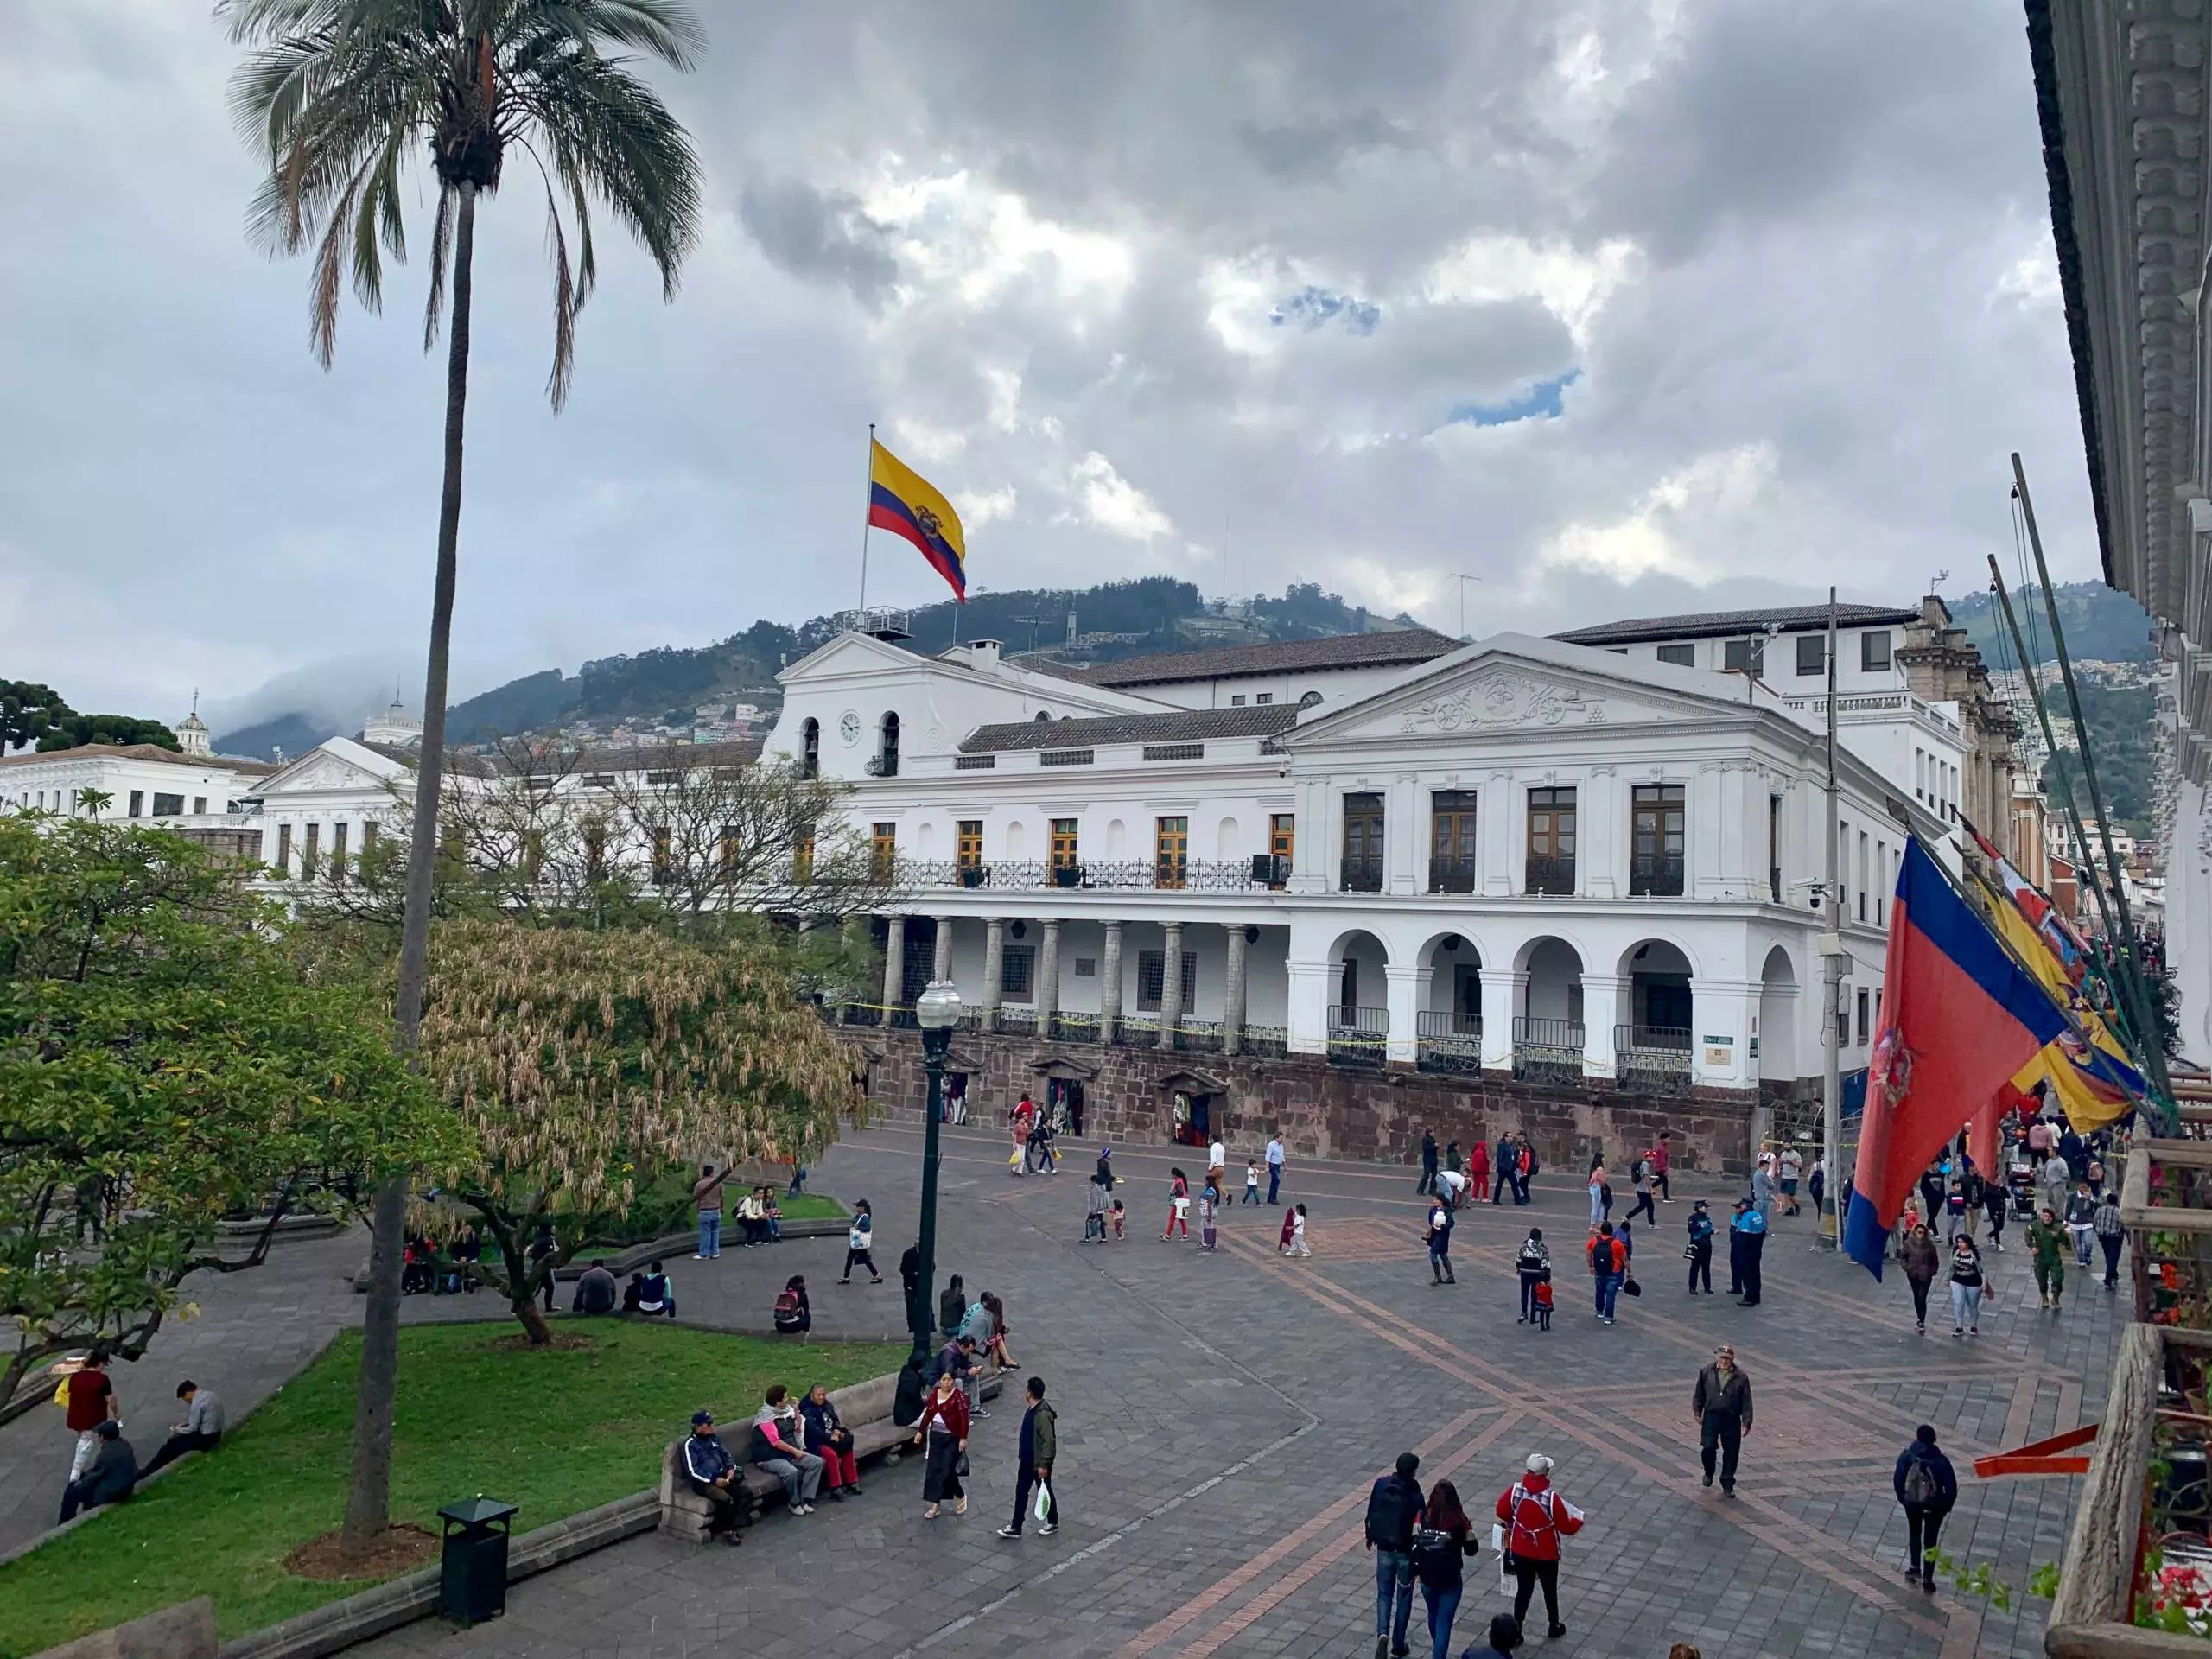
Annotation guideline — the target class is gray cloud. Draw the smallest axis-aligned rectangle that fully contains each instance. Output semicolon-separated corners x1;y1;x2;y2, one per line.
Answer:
0;0;2101;721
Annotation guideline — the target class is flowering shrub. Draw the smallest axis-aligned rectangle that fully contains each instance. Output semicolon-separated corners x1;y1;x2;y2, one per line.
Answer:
2138;1551;2212;1637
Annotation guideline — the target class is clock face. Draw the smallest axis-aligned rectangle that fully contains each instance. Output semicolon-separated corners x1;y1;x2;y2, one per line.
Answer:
839;711;861;746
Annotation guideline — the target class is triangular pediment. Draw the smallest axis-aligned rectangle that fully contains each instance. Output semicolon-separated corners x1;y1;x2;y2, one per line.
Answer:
255;737;403;797
1278;634;1751;751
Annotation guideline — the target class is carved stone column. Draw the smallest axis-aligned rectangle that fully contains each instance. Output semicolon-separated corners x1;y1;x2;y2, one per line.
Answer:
931;917;954;982
982;918;1005;1028
881;915;906;1010
1160;920;1185;1044
1038;918;1062;1037
1223;924;1249;1056
1100;920;1124;1044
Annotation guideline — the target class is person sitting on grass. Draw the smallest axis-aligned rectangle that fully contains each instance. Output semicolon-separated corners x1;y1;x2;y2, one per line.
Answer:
140;1379;225;1479
572;1258;619;1315
774;1275;811;1335
638;1262;675;1318
57;1420;136;1524
681;1410;743;1546
800;1382;861;1500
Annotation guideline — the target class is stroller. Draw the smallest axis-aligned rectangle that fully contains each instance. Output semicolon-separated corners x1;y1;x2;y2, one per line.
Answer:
2006;1146;2040;1222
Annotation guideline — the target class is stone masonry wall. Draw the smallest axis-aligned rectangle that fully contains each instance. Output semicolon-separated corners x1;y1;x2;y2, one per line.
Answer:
843;1030;1759;1178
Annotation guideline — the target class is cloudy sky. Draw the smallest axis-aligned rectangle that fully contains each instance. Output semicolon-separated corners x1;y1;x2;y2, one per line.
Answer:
1;0;2093;731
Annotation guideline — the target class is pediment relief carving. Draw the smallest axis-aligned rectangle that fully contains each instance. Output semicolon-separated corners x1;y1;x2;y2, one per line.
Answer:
1399;671;1607;734
271;755;378;793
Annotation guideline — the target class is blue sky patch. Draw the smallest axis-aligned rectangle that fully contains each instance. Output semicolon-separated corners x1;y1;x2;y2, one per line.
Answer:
1270;285;1381;335
1446;369;1580;428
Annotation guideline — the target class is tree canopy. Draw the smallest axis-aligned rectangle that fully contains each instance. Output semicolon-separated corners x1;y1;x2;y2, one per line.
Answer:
0;680;179;753
0;815;459;1402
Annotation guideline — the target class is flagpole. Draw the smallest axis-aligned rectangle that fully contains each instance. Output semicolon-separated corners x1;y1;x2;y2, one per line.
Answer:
1821;587;1844;1248
858;423;875;620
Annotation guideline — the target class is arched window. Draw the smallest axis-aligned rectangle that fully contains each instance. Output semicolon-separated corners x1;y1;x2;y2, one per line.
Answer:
801;717;820;779
874;712;900;777
1298;690;1324;709
1034;709;1052;721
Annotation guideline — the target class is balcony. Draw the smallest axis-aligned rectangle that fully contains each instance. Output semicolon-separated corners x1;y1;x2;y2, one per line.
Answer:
1511;1016;1585;1084
1523;855;1575;896
1427;855;1478;894
1613;1024;1693;1096
1168;1018;1224;1054
1048;1009;1099;1043
1338;854;1384;893
1415;1009;1484;1075
864;753;899;778
895;857;1275;893
1628;854;1684;898
1242;1024;1288;1059
1327;1005;1389;1068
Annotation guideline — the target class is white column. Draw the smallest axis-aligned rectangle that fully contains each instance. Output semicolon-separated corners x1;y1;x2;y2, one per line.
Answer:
1100;920;1123;1043
1484;772;1518;896
1691;764;1726;899
1384;964;1422;1065
982;918;1005;1025
1717;763;1753;897
932;916;954;982
1038;918;1061;1033
1287;776;1329;893
1160;920;1185;1037
1478;967;1522;1073
1389;774;1420;895
1287;959;1331;1055
1582;768;1618;899
1580;972;1630;1081
881;915;906;1008
1224;924;1249;1055
1689;976;1760;1091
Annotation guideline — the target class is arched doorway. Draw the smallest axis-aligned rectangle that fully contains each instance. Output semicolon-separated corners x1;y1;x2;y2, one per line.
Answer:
1618;938;1695;1094
1758;944;1799;1090
1417;931;1484;1073
1326;929;1390;1068
1513;937;1585;1084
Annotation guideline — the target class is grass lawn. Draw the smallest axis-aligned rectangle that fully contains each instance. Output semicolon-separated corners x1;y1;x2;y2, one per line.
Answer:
0;1321;903;1657
777;1192;847;1221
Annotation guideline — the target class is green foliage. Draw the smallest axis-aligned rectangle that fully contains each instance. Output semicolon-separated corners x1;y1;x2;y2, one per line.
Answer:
1926;1549;2058;1616
0;680;179;753
36;714;181;753
1950;581;2157;667
446;668;579;746
0;817;460;1403
0;1321;906;1655
2041;677;2158;833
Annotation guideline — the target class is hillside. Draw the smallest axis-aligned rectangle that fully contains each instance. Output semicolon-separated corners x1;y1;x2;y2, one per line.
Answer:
1947;581;2155;668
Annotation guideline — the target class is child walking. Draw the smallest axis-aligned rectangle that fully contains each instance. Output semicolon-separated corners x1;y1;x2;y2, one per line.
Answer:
1109;1198;1126;1239
1534;1270;1554;1330
1199;1181;1220;1251
1243;1160;1262;1205
1284;1203;1311;1257
1163;1169;1191;1241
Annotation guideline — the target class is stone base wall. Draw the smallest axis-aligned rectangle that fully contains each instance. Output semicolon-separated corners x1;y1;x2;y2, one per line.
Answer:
843;1030;1760;1178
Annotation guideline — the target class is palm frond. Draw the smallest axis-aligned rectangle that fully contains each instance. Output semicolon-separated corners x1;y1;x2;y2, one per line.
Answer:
518;139;580;409
423;183;457;351
532;0;706;72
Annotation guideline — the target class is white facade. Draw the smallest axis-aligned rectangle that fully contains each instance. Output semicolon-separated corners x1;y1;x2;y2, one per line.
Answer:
773;626;1954;1096
0;741;272;826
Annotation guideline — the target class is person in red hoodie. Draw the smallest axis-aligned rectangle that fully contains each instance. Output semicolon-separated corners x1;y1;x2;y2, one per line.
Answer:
1496;1452;1583;1640
1465;1137;1490;1210
1651;1131;1673;1203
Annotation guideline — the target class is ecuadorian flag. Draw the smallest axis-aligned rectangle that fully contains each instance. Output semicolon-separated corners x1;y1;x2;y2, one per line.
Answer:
869;439;967;601
1846;836;2070;1279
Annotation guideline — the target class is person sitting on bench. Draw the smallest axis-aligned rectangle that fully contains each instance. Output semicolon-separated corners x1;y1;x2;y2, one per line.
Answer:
637;1262;675;1317
751;1385;824;1513
572;1259;619;1315
681;1410;743;1546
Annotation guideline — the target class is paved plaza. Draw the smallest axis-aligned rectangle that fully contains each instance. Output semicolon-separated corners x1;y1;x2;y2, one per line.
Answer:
3;1123;2119;1657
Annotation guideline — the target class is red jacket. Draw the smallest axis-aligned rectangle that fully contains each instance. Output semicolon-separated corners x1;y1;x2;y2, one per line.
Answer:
1467;1142;1490;1181
1587;1236;1625;1274
1496;1476;1584;1561
916;1387;969;1442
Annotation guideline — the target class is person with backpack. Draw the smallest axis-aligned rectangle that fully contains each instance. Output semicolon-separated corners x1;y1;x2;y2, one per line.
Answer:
1586;1224;1626;1325
1685;1201;1715;1294
1692;1344;1753;1497
1624;1156;1657;1227
840;1198;882;1285
1410;1478;1478;1659
1363;1451;1425;1659
772;1275;810;1335
1894;1424;1958;1590
1495;1452;1581;1641
1514;1228;1549;1323
1426;1193;1455;1285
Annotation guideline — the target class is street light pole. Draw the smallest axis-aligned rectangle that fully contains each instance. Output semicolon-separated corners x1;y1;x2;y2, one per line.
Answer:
897;979;961;1425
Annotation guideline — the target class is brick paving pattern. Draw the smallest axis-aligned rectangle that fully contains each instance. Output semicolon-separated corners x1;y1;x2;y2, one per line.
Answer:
2;1122;2120;1656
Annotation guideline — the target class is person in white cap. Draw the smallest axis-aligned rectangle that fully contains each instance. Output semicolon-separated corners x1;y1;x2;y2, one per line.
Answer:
1494;1452;1582;1640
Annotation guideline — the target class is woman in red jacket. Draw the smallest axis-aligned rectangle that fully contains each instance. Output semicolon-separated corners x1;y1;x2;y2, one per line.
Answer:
1465;1139;1490;1210
1496;1452;1584;1640
912;1369;970;1519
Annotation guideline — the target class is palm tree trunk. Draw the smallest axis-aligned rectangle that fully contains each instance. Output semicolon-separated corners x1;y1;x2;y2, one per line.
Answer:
341;181;478;1556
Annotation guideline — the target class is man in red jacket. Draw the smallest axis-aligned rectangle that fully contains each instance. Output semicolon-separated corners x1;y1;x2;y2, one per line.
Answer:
1497;1453;1583;1639
1586;1224;1627;1325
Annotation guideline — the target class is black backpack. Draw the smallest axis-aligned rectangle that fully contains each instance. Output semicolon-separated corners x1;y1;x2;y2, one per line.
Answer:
1363;1478;1419;1549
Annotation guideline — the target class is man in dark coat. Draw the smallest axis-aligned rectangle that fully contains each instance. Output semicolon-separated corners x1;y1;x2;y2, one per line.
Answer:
1362;1451;1425;1659
1691;1344;1753;1497
1417;1129;1439;1195
58;1420;137;1523
1894;1424;1959;1589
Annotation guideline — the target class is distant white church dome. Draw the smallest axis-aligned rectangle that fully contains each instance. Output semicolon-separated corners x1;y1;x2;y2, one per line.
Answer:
364;692;423;747
178;695;211;757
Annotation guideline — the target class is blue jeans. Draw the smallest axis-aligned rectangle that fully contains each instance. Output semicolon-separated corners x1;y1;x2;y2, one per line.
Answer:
1268;1165;1281;1204
697;1211;721;1258
1594;1271;1620;1319
1421;1581;1462;1659
1375;1549;1414;1644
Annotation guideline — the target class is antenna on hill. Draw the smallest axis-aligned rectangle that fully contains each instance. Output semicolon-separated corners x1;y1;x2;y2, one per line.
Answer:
1014;610;1054;653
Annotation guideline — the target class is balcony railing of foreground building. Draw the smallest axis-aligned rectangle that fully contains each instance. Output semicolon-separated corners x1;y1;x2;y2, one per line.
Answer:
1427;855;1478;894
1339;854;1385;893
1327;1005;1389;1068
897;857;1272;892
1628;855;1684;898
1523;855;1575;896
1415;1010;1484;1075
1612;1024;1693;1096
1511;1016;1585;1084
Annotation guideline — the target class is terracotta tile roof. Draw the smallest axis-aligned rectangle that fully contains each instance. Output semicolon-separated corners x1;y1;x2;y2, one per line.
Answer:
1552;603;1918;647
960;703;1301;753
0;742;278;775
1041;627;1461;687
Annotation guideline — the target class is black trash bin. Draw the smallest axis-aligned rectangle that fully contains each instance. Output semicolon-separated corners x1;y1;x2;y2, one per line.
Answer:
437;1497;518;1626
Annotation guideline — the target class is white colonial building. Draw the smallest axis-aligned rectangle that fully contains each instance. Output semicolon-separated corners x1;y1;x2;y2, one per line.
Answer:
766;609;1967;1105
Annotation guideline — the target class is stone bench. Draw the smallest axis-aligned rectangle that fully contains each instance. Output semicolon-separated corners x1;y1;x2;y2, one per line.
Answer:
658;1369;1005;1541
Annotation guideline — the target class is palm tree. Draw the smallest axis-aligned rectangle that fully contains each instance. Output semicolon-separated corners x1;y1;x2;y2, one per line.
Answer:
221;0;703;1556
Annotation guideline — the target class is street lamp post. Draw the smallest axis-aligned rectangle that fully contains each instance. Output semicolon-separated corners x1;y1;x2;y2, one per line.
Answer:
896;978;962;1424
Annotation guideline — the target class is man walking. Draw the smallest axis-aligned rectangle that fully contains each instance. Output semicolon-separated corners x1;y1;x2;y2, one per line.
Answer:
1693;1344;1753;1497
997;1376;1059;1538
60;1347;118;1481
1894;1424;1957;1590
1363;1451;1425;1659
139;1379;225;1479
1418;1129;1439;1196
1427;1192;1456;1285
693;1161;730;1259
1491;1133;1516;1204
1652;1130;1672;1202
1266;1134;1285;1205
